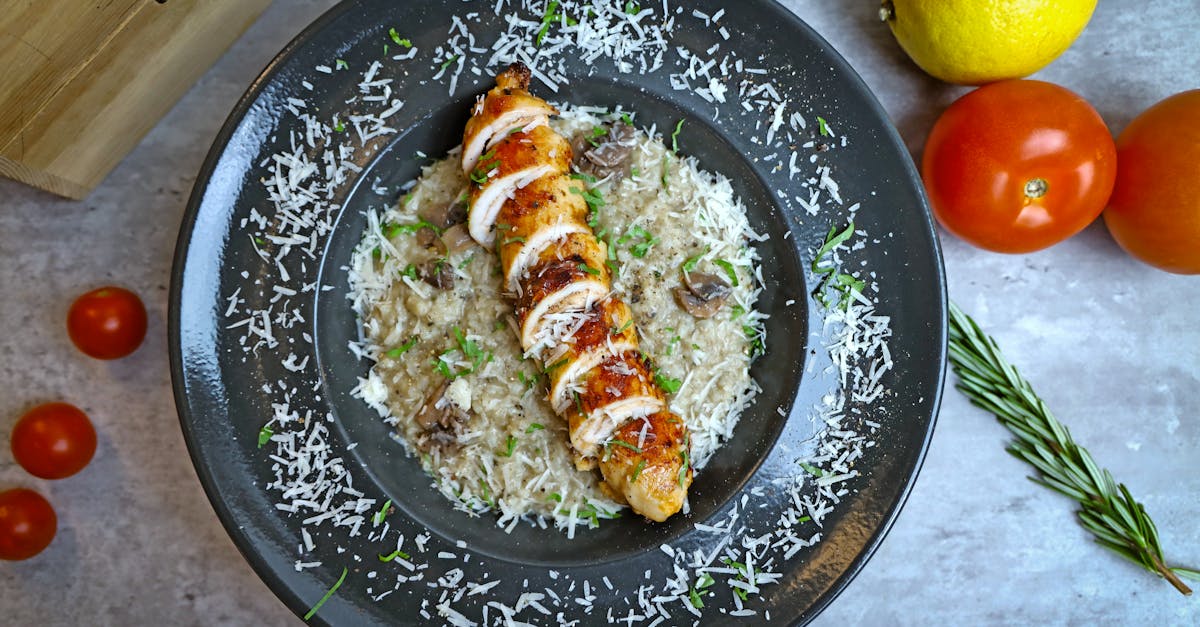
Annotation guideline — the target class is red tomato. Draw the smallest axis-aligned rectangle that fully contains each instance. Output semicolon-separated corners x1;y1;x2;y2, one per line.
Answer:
11;402;97;479
0;488;57;561
1103;90;1200;274
66;286;147;359
922;80;1118;253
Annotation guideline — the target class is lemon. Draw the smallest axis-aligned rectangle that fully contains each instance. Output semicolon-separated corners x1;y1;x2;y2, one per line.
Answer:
881;0;1097;85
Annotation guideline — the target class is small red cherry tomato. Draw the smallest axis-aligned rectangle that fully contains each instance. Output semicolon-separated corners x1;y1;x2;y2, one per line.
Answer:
0;488;57;561
11;402;97;480
66;286;148;359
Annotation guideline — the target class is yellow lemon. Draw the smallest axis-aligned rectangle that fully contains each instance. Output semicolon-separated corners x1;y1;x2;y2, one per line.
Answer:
881;0;1098;85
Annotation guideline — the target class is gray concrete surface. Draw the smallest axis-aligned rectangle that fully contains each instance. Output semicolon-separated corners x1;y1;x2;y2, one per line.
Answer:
1;1;1196;625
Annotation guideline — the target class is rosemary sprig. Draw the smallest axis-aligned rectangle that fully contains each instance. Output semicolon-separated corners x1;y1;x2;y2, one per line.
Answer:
948;302;1198;595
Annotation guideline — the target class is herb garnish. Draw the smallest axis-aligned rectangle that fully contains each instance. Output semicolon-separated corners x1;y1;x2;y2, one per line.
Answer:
798;462;823;477
378;548;410;562
303;567;348;620
624;1;640;14
670;119;684;153
578;262;601;276
812;221;863;309
388;28;412;48
587;126;609;147
335;59;348;70
680;246;710;273
948;302;1199;595
655;372;682;393
439;54;459;71
384;336;418;359
373;499;392;525
500;434;518;457
817;115;831;137
257;424;273;448
713;259;739;286
525;423;545;434
630;459;647;482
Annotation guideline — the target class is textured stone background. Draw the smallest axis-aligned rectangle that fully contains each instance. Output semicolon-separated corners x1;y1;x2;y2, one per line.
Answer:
1;1;1196;625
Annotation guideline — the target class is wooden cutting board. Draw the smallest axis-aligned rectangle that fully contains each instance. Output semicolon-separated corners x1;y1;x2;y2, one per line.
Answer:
0;0;271;199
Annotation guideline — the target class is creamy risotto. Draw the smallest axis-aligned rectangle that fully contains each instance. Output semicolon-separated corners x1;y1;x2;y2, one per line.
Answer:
349;106;765;533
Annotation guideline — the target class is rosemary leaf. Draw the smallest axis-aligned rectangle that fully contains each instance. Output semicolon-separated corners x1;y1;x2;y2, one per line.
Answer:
948;301;1196;595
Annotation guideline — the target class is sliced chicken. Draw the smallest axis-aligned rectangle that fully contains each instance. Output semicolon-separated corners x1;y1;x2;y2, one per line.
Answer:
542;299;639;411
597;410;692;523
466;124;572;248
462;64;559;175
462;63;693;521
566;351;666;464
512;257;609;350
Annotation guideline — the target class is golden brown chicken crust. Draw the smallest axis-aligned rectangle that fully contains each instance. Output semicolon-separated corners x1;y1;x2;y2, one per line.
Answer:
598;411;692;522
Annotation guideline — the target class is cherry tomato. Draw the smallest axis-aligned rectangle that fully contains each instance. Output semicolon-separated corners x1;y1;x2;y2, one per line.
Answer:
1103;90;1200;274
66;286;147;359
11;402;97;480
922;80;1118;253
0;488;57;561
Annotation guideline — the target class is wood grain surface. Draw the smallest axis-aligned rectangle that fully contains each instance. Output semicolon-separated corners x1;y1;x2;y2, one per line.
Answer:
0;0;270;198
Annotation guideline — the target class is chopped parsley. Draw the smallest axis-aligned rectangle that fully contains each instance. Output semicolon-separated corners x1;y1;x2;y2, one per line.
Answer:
400;264;418;280
257;424;273;448
525;423;545;434
628;460;648;484
303;567;347;620
655;372;682;394
373;499;392;525
433;328;493;379
545;357;569;372
624;1;640;14
386;218;441;237
333;119;345;133
378;549;410;562
606;438;643;454
730;304;746;320
799;462;824;477
500;434;518;457
569;172;597;184
439;54;459;71
620;226;659;258
680;246;710;273
670;119;684;153
677;447;690;488
586;125;609;147
620;111;634;125
817;115;831;137
457;253;475;269
661;154;670;190
812;221;864;309
469;149;500;186
578;262;600;276
614;319;634;335
335;59;348;70
713;258;739;286
384;336;418;358
388;28;412;48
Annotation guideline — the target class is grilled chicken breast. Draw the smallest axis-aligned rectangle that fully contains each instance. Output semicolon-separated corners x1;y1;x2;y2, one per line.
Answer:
462;63;693;522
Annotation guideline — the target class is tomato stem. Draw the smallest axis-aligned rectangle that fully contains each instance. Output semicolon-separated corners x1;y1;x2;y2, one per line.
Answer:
1024;178;1049;199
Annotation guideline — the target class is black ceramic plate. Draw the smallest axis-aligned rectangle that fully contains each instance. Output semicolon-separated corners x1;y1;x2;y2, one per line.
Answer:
170;1;945;624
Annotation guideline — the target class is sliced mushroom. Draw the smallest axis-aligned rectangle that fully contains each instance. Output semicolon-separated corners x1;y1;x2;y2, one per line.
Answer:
441;223;476;256
674;271;732;318
419;194;470;230
414;380;452;430
415;226;448;256
572;121;637;179
419;259;455;290
413;379;471;449
683;271;732;302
